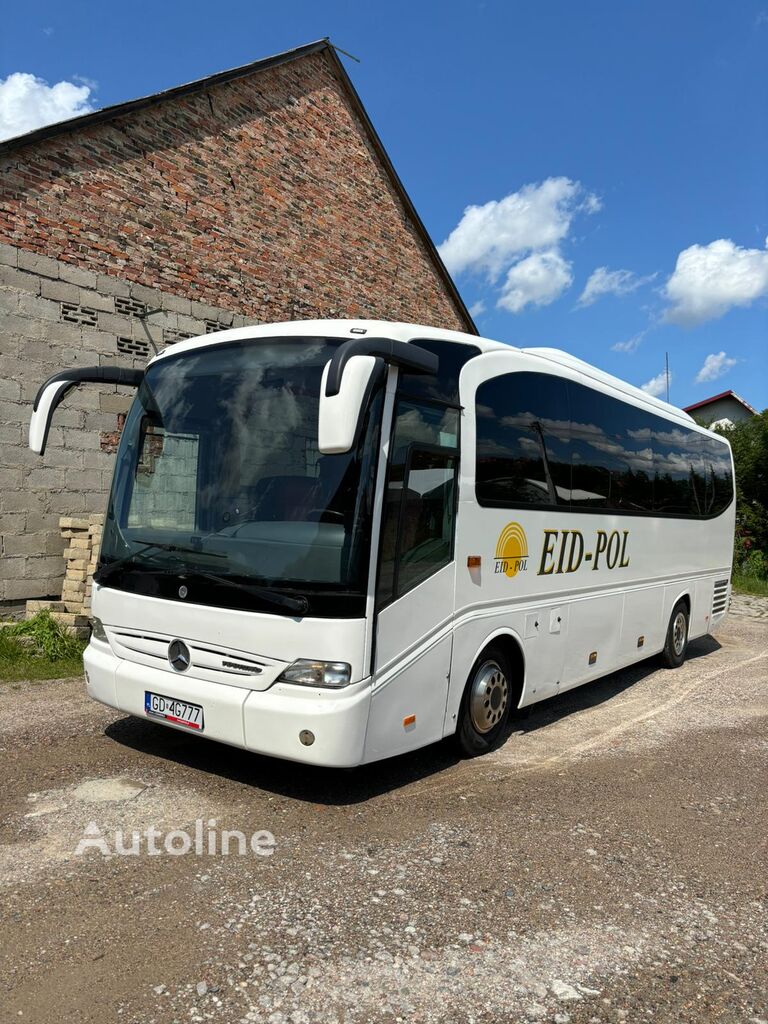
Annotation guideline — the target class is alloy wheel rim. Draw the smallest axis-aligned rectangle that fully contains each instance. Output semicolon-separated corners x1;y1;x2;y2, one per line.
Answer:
469;660;509;734
673;612;687;656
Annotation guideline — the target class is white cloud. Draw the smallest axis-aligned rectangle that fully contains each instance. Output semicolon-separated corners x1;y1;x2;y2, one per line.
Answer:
640;371;671;399
468;299;486;318
663;238;768;326
0;72;94;141
438;176;599;280
577;266;655;307
611;331;646;353
695;351;737;384
497;250;573;313
438;176;600;316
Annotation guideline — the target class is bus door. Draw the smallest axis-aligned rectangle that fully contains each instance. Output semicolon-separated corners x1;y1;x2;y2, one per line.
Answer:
364;397;461;760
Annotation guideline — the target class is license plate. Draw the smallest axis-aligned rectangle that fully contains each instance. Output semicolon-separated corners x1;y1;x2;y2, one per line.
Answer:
144;691;204;731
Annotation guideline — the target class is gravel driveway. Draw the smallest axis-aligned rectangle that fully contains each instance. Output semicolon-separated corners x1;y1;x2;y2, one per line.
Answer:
1;601;766;1024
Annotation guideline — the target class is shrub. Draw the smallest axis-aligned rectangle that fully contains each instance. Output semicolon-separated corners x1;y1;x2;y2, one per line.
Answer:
739;549;768;580
0;610;85;662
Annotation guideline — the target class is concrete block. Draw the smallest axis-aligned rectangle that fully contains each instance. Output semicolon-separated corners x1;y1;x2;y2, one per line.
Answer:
92;311;132;336
81;327;121;354
59;263;99;289
0;242;18;267
5;579;60;601
0;512;25;535
0;467;23;489
26;466;67;490
0;288;19;314
161;292;192;316
37;320;84;348
0;264;41;295
0;423;22;445
130;282;162;307
26;600;66;614
177;313;206;335
17;250;60;279
0;378;21;401
78;289;115;313
59;517;92;530
0;556;27;579
41;278;80;303
97;274;130;298
2;534;46;556
17;292;61;322
191;300;221;321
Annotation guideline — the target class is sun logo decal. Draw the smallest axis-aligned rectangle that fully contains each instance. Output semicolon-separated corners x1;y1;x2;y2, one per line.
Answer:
494;522;529;578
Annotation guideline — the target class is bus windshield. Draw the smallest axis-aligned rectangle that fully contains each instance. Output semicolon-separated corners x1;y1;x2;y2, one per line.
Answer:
98;338;383;616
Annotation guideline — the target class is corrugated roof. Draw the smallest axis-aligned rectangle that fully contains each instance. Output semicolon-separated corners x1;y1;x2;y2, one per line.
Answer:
0;39;476;335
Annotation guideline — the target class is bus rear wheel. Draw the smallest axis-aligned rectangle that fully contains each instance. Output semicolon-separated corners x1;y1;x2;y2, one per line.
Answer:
455;645;513;757
661;600;689;669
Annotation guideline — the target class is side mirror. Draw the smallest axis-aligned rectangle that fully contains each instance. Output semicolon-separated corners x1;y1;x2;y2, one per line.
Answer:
317;338;439;455
318;355;378;454
30;366;144;455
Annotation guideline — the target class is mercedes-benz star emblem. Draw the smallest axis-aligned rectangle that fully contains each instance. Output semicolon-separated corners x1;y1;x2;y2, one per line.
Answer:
178;585;188;599
168;639;191;672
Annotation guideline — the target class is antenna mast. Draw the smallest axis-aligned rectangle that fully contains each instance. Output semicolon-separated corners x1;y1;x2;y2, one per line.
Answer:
665;352;670;402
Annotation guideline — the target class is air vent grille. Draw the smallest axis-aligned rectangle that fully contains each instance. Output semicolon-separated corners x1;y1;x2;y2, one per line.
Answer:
712;579;729;616
117;336;150;358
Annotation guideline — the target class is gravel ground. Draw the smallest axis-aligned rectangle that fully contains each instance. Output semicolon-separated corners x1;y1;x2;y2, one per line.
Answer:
0;600;766;1024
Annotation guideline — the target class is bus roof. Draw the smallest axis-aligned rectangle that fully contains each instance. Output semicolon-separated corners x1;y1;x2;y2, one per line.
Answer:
149;318;694;426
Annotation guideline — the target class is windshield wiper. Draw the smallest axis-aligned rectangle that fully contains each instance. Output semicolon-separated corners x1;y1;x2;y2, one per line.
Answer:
95;540;225;583
189;569;309;615
129;538;227;559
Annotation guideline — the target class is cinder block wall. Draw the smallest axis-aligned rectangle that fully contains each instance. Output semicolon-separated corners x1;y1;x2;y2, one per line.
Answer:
0;49;469;604
0;242;257;604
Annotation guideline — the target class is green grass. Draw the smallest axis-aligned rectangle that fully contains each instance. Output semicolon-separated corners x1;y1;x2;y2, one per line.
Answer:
731;572;768;598
0;611;87;682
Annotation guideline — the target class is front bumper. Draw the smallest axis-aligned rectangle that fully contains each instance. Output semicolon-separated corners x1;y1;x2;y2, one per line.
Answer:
84;641;372;767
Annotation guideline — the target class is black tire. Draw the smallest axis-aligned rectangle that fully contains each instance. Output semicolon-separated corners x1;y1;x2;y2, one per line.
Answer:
660;600;689;668
455;644;513;757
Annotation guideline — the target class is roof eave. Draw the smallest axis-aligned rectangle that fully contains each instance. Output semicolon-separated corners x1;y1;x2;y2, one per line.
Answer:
0;38;331;156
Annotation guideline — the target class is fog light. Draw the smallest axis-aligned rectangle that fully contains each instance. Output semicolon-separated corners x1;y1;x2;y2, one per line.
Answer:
299;730;315;746
278;659;351;689
90;616;108;643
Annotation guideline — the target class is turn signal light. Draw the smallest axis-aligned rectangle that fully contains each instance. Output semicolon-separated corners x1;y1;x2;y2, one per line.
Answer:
467;556;481;568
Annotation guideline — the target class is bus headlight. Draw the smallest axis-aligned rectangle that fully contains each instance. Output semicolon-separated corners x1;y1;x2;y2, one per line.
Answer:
277;659;351;689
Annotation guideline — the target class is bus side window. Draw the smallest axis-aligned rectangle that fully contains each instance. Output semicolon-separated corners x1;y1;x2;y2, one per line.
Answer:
377;400;459;607
701;434;734;516
653;423;697;515
569;387;655;513
475;372;570;507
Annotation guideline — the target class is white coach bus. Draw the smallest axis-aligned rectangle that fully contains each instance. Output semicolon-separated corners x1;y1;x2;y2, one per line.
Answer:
29;320;735;765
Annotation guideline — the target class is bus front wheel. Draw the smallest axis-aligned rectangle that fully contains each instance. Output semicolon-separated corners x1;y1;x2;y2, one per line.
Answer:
661;600;689;669
455;645;513;757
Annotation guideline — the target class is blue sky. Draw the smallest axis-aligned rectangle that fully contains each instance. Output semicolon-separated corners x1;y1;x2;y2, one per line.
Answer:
2;0;767;410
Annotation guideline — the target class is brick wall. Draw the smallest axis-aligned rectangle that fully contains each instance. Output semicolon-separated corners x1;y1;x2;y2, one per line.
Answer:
0;51;467;331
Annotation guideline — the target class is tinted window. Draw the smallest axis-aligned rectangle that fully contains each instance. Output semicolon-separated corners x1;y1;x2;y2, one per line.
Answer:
570;385;656;512
398;340;480;404
476;372;570;506
653;422;698;514
473;373;733;518
377;399;459;606
700;435;734;516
